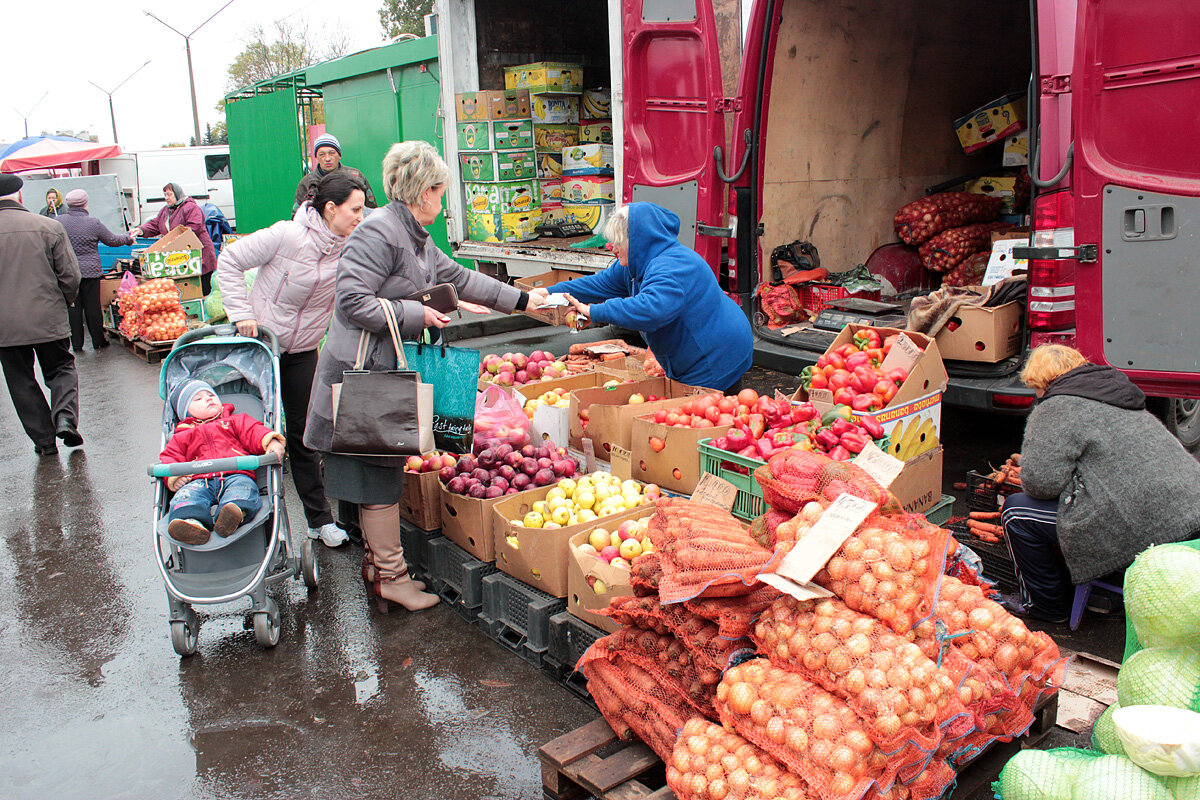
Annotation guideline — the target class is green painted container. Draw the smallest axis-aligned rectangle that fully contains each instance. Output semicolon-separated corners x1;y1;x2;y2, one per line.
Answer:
458;150;538;182
456;120;495;151
180;298;209;321
492;119;535;150
463;179;541;216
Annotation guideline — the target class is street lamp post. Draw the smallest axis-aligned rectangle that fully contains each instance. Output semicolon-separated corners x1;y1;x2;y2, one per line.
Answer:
143;0;236;147
11;92;49;139
89;60;152;144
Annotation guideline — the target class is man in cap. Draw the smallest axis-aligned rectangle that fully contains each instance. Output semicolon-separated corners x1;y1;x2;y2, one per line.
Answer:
0;174;84;455
59;188;135;351
293;133;377;212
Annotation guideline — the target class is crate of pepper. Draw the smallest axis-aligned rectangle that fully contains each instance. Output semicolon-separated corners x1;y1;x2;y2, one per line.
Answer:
698;402;888;521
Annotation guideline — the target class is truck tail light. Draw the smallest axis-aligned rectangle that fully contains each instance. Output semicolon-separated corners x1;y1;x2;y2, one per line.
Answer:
1027;190;1077;333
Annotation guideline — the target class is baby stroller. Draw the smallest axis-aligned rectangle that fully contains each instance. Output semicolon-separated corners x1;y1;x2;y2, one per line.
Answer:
148;324;318;656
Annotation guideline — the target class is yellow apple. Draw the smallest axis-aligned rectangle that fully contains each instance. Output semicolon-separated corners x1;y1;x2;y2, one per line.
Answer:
543;521;561;529
592;578;607;594
522;511;544;528
532;500;548;515
507;535;521;549
640;539;654;554
609;530;622;548
546;487;567;502
558;478;577;497
578;509;598;523
589;529;611;550
551;506;571;525
628;393;645;404
575;491;595;510
619;538;642;560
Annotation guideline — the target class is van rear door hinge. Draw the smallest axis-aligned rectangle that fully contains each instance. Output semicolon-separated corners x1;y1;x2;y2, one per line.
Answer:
1012;243;1098;262
1041;74;1071;94
715;97;742;113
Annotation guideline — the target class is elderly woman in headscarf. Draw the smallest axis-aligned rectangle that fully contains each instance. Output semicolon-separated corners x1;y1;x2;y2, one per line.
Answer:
131;182;218;295
40;188;66;218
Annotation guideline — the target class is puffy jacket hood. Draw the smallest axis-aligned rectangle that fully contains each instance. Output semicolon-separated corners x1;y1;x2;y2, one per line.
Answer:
295;201;344;255
627;202;681;282
1042;363;1147;410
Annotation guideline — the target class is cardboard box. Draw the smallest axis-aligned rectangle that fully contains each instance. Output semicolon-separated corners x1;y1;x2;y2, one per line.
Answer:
570;378;713;458
567;510;655;632
492;119;535;150
139;226;203;278
531;93;580;124
180;298;208;321
100;277;123;307
533;124;579;153
536;153;564;179
464;209;542;243
954;92;1026;154
631;412;733;494
538;177;563;203
562;202;614;234
456;90;531;121
439;484;509;561
505;62;584;94
579;118;614;144
561;175;615;204
934;296;1023;363
562;143;614;176
492;486;647;597
1002;130;1029;166
888;447;943;515
964;175;1021;213
456;120;496;151
175;276;203;301
463;179;540;215
582;89;611;118
514;268;591;326
540;204;567;224
516;372;628;448
458;150;538;182
400;469;442;531
982;237;1029;286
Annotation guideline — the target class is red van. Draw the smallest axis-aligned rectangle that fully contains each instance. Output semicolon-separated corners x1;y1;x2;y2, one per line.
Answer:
437;0;1200;447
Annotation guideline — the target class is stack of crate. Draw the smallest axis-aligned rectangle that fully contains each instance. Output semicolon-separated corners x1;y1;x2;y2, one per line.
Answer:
560;88;615;235
456;88;542;243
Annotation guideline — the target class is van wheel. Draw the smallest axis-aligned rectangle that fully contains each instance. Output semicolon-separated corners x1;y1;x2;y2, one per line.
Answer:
1152;397;1200;452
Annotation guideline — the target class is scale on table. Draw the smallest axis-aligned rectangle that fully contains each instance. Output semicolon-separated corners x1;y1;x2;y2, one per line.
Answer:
812;297;906;332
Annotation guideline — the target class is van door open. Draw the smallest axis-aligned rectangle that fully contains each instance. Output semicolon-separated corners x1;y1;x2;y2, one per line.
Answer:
621;0;728;270
1073;0;1200;394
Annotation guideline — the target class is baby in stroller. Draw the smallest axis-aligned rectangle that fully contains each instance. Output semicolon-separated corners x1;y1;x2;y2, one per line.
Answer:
162;379;285;545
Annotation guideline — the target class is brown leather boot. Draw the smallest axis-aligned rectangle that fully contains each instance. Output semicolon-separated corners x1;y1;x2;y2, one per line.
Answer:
361;548;424;594
359;505;438;612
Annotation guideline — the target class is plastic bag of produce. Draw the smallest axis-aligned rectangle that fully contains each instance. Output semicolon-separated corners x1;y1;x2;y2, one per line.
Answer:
1114;704;1200;777
472;384;532;452
1117;646;1200;710
1072;754;1173;800
668;716;813;800
1126;544;1200;650
994;747;1101;800
1171;774;1200;799
1093;702;1127;756
204;286;226;322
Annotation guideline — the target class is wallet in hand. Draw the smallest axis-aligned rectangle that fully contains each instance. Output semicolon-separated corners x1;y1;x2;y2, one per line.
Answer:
405;283;459;314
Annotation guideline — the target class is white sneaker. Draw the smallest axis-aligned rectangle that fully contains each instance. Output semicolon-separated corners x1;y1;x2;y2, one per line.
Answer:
309;523;349;547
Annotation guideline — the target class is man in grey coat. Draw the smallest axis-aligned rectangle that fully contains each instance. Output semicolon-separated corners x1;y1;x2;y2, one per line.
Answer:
0;174;84;455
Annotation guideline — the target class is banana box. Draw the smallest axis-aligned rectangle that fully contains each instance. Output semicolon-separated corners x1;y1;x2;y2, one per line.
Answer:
561;175;615;204
539;178;563;203
456;120;495;151
531;93;580;125
540;204;568;224
562;201;614;234
582;89;611;118
537;152;564;179
463;179;541;215
579;118;614;144
534;124;579;153
456;89;531;121
465;209;542;243
504;61;584;95
562;143;614;176
493;119;535;150
458;150;538;182
865;391;943;462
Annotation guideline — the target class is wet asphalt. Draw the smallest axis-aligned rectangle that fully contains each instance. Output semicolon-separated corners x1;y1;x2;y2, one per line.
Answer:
0;319;1127;800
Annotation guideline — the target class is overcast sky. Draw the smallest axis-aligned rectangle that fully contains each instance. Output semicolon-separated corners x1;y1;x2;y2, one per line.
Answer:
3;0;389;152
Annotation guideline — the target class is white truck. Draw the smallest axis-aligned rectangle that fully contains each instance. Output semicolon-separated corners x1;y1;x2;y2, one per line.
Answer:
99;145;236;229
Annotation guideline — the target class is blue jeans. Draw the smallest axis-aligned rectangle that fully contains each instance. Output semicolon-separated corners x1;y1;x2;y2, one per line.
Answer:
1000;492;1072;616
168;474;261;527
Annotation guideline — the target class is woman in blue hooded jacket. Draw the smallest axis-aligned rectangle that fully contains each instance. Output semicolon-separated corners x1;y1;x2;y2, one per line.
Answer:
530;203;753;392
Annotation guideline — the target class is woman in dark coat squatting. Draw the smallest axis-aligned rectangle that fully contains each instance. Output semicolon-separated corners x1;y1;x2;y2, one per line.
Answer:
527;202;753;394
304;141;548;612
1000;344;1200;622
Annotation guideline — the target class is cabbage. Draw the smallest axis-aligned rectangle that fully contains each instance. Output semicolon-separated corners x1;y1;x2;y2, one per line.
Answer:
1072;754;1172;800
1117;647;1200;711
1126;544;1200;649
998;749;1079;800
1114;704;1200;777
204;286;225;322
1093;702;1127;756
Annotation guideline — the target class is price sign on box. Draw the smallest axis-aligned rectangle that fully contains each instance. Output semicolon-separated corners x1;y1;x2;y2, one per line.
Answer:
853;441;905;487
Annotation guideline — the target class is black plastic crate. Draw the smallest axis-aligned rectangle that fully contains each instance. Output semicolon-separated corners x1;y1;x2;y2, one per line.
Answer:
480;572;566;663
427;536;496;610
399;520;439;581
950;521;1019;593
545;611;607;680
966;469;1021;512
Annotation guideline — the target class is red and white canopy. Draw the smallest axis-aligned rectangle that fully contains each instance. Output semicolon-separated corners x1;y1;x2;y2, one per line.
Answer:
0;136;122;173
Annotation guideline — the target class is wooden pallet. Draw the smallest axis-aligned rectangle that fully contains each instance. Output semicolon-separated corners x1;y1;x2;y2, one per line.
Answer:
110;329;173;364
539;718;675;800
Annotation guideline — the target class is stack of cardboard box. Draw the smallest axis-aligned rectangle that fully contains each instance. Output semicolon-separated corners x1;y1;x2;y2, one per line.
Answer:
456;88;543;243
561;87;614;234
505;61;584;228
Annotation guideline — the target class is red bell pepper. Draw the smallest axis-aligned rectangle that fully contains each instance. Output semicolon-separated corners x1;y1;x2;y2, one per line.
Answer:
791;403;816;424
825;351;847;371
835;343;860;360
713;436;729;451
737;445;759;459
851;366;878;394
829;369;854;391
830;418;856;437
754;437;775;459
840;431;868;453
828;444;852;461
833;387;857;407
864;347;885;366
853;329;881;351
845;351;872;370
886;367;909;387
772;431;797;448
851;393;877;412
858;415;886;440
747;414;766;439
814;429;840;451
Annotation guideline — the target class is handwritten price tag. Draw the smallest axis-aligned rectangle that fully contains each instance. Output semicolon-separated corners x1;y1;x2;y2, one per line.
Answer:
775;494;877;585
808;388;835;411
610;444;632;481
759;572;835;602
690;473;738;511
853;441;905;487
880;332;923;374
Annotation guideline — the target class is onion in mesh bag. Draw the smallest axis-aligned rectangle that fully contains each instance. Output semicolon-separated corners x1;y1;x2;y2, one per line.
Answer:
1125;543;1200;649
1117;647;1200;710
1071;754;1172;800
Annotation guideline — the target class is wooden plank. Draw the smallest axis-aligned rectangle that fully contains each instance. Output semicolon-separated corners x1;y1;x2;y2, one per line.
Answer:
605;781;657;800
641;787;677;800
540;717;619;768
576;743;658;796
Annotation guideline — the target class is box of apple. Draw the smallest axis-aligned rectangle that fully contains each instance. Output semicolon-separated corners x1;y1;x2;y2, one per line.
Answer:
578;516;653;570
401;451;458;529
507;472;661;530
439;442;580;498
478;350;571;390
566;509;657;632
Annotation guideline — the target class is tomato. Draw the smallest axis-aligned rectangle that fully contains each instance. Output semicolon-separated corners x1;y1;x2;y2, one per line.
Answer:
665;412;681;427
736;403;750;417
737;388;760;407
717;413;735;427
704;405;721;423
717;397;736;414
653;410;668;424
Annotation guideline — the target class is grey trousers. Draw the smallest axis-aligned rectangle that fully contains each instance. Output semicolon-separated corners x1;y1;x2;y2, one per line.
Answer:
0;337;79;447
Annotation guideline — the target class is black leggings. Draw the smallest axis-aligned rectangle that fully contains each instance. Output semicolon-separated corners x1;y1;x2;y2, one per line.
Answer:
279;349;334;528
69;277;107;349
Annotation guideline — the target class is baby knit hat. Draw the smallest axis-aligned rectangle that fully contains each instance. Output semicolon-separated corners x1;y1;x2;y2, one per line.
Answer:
171;379;217;421
65;189;89;207
313;133;341;156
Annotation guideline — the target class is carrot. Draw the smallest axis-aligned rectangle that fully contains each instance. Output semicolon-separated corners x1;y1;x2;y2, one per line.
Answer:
969;511;1001;520
953;481;968;490
1010;453;1022;465
967;520;1005;537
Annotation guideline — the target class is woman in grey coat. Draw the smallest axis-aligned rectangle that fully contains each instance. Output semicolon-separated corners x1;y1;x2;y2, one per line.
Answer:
304;141;543;612
1000;345;1200;622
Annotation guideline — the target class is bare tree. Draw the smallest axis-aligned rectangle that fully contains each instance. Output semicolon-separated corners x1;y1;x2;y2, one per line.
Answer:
225;19;352;94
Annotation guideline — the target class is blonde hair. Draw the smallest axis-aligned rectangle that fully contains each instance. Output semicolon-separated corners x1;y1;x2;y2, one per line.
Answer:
1021;345;1091;391
381;141;449;204
603;204;629;247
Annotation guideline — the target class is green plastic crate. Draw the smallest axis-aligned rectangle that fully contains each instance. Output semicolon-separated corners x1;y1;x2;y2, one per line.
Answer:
924;494;955;526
